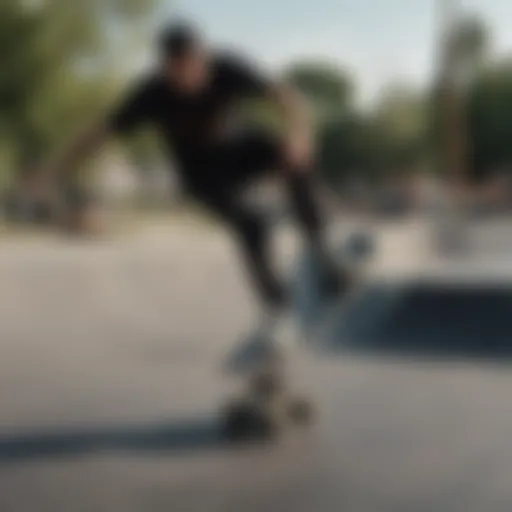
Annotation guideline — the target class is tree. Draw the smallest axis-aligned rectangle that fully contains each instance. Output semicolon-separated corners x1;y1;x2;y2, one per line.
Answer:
467;60;512;181
451;13;490;76
318;113;368;184
369;85;429;175
285;60;354;122
0;0;160;180
431;12;491;183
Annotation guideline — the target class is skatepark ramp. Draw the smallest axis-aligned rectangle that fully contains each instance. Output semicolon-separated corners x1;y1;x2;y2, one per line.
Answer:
322;279;512;362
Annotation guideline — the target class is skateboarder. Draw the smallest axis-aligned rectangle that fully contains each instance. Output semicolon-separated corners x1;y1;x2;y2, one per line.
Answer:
42;22;347;362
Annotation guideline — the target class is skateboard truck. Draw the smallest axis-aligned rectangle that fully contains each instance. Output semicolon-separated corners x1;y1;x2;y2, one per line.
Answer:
221;362;315;443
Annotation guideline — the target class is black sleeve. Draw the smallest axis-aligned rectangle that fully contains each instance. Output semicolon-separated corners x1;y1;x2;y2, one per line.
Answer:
219;53;275;98
109;79;155;135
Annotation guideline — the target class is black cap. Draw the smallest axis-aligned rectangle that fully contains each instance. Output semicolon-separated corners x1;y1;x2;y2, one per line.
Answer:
158;22;202;59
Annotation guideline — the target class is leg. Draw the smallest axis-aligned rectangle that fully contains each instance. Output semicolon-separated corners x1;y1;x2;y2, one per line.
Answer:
215;130;330;256
194;129;347;300
284;170;326;248
199;191;287;310
233;209;287;310
283;167;351;297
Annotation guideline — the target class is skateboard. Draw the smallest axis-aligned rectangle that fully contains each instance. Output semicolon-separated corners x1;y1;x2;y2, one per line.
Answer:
221;356;315;442
221;229;376;442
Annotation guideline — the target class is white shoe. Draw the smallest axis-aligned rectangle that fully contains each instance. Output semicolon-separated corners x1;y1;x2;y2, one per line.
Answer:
224;308;299;376
269;308;300;352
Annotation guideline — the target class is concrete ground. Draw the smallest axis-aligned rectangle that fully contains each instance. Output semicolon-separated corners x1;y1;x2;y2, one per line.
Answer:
1;222;512;512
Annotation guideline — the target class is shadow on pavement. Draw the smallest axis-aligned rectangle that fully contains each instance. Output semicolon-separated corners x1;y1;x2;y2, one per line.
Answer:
319;282;512;364
0;418;232;464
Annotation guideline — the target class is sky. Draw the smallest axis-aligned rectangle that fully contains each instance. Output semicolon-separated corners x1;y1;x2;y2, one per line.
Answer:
167;0;512;104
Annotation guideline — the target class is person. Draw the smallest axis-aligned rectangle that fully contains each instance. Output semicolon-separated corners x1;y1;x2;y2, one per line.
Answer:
42;22;348;363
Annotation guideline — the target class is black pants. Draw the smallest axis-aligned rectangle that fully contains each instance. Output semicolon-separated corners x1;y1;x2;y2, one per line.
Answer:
183;131;326;308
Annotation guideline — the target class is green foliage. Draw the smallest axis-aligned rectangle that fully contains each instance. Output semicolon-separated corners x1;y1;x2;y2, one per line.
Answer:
285;61;428;184
0;0;158;174
450;14;490;74
468;60;512;180
318;114;368;183
370;86;428;173
1;5;511;192
285;60;354;122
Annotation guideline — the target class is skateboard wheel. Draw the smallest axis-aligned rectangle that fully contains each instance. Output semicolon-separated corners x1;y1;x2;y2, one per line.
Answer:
345;231;376;262
288;398;314;426
250;372;284;399
222;401;279;442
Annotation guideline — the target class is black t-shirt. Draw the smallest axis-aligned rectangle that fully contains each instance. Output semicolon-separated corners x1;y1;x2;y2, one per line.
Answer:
109;53;273;164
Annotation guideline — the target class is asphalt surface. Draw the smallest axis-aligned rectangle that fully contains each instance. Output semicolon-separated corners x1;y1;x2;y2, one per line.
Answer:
1;223;512;512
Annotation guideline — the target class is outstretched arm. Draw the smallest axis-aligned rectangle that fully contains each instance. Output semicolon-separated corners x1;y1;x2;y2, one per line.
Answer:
43;119;111;180
43;78;152;180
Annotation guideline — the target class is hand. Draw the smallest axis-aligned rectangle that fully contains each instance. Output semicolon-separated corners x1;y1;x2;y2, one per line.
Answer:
283;131;314;170
34;164;57;194
29;163;63;206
